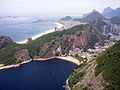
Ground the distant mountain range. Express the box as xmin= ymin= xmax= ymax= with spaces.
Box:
xmin=102 ymin=7 xmax=120 ymax=17
xmin=80 ymin=10 xmax=105 ymax=22
xmin=60 ymin=7 xmax=120 ymax=25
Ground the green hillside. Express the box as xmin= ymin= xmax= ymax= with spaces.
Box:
xmin=68 ymin=41 xmax=120 ymax=90
xmin=95 ymin=41 xmax=120 ymax=90
xmin=0 ymin=43 xmax=26 ymax=65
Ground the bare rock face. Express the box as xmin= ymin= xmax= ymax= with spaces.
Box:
xmin=41 ymin=41 xmax=55 ymax=58
xmin=0 ymin=36 xmax=13 ymax=49
xmin=73 ymin=26 xmax=95 ymax=49
xmin=15 ymin=49 xmax=31 ymax=61
xmin=39 ymin=26 xmax=96 ymax=58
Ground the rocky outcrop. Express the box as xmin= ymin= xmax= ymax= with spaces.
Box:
xmin=40 ymin=41 xmax=56 ymax=58
xmin=0 ymin=35 xmax=13 ymax=49
xmin=73 ymin=26 xmax=95 ymax=49
xmin=14 ymin=49 xmax=31 ymax=61
xmin=39 ymin=26 xmax=98 ymax=58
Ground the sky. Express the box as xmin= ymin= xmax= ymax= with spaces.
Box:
xmin=0 ymin=0 xmax=120 ymax=16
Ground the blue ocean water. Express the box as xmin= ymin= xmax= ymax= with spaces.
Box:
xmin=0 ymin=17 xmax=56 ymax=42
xmin=0 ymin=59 xmax=76 ymax=90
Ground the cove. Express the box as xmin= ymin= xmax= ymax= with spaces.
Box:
xmin=0 ymin=58 xmax=76 ymax=90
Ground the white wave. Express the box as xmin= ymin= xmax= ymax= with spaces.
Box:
xmin=16 ymin=22 xmax=63 ymax=44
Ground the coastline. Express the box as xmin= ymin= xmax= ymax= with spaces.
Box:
xmin=16 ymin=22 xmax=63 ymax=44
xmin=0 ymin=56 xmax=79 ymax=89
xmin=34 ymin=56 xmax=80 ymax=65
xmin=0 ymin=56 xmax=80 ymax=70
xmin=65 ymin=79 xmax=70 ymax=90
xmin=57 ymin=56 xmax=80 ymax=65
xmin=0 ymin=59 xmax=32 ymax=70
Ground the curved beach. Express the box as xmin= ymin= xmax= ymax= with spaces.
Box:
xmin=57 ymin=56 xmax=80 ymax=65
xmin=34 ymin=56 xmax=80 ymax=66
xmin=16 ymin=22 xmax=63 ymax=44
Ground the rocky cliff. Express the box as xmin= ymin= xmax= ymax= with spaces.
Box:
xmin=15 ymin=49 xmax=31 ymax=62
xmin=73 ymin=26 xmax=95 ymax=49
xmin=39 ymin=25 xmax=103 ymax=58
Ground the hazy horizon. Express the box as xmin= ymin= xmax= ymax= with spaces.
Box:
xmin=0 ymin=0 xmax=120 ymax=17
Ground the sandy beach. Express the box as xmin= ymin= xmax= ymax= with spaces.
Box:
xmin=17 ymin=22 xmax=63 ymax=44
xmin=57 ymin=56 xmax=80 ymax=65
xmin=34 ymin=56 xmax=80 ymax=65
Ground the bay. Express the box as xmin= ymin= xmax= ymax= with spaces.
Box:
xmin=0 ymin=58 xmax=76 ymax=90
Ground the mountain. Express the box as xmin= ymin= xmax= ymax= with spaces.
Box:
xmin=110 ymin=16 xmax=120 ymax=25
xmin=68 ymin=41 xmax=120 ymax=90
xmin=116 ymin=8 xmax=120 ymax=16
xmin=60 ymin=16 xmax=72 ymax=21
xmin=80 ymin=10 xmax=105 ymax=23
xmin=37 ymin=25 xmax=104 ymax=58
xmin=90 ymin=18 xmax=108 ymax=33
xmin=102 ymin=7 xmax=115 ymax=17
xmin=102 ymin=7 xmax=120 ymax=17
xmin=82 ymin=9 xmax=96 ymax=18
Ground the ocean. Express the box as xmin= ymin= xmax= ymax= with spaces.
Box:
xmin=0 ymin=16 xmax=56 ymax=42
xmin=0 ymin=59 xmax=76 ymax=90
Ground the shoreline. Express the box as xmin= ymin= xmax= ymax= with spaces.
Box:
xmin=0 ymin=56 xmax=80 ymax=70
xmin=0 ymin=59 xmax=32 ymax=70
xmin=34 ymin=56 xmax=80 ymax=65
xmin=16 ymin=22 xmax=63 ymax=44
xmin=0 ymin=56 xmax=79 ymax=89
xmin=65 ymin=79 xmax=70 ymax=90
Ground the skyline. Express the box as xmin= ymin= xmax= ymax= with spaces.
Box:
xmin=0 ymin=0 xmax=120 ymax=16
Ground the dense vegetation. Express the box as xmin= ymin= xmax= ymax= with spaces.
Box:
xmin=95 ymin=41 xmax=120 ymax=90
xmin=68 ymin=63 xmax=86 ymax=90
xmin=0 ymin=43 xmax=26 ymax=65
xmin=68 ymin=42 xmax=120 ymax=90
